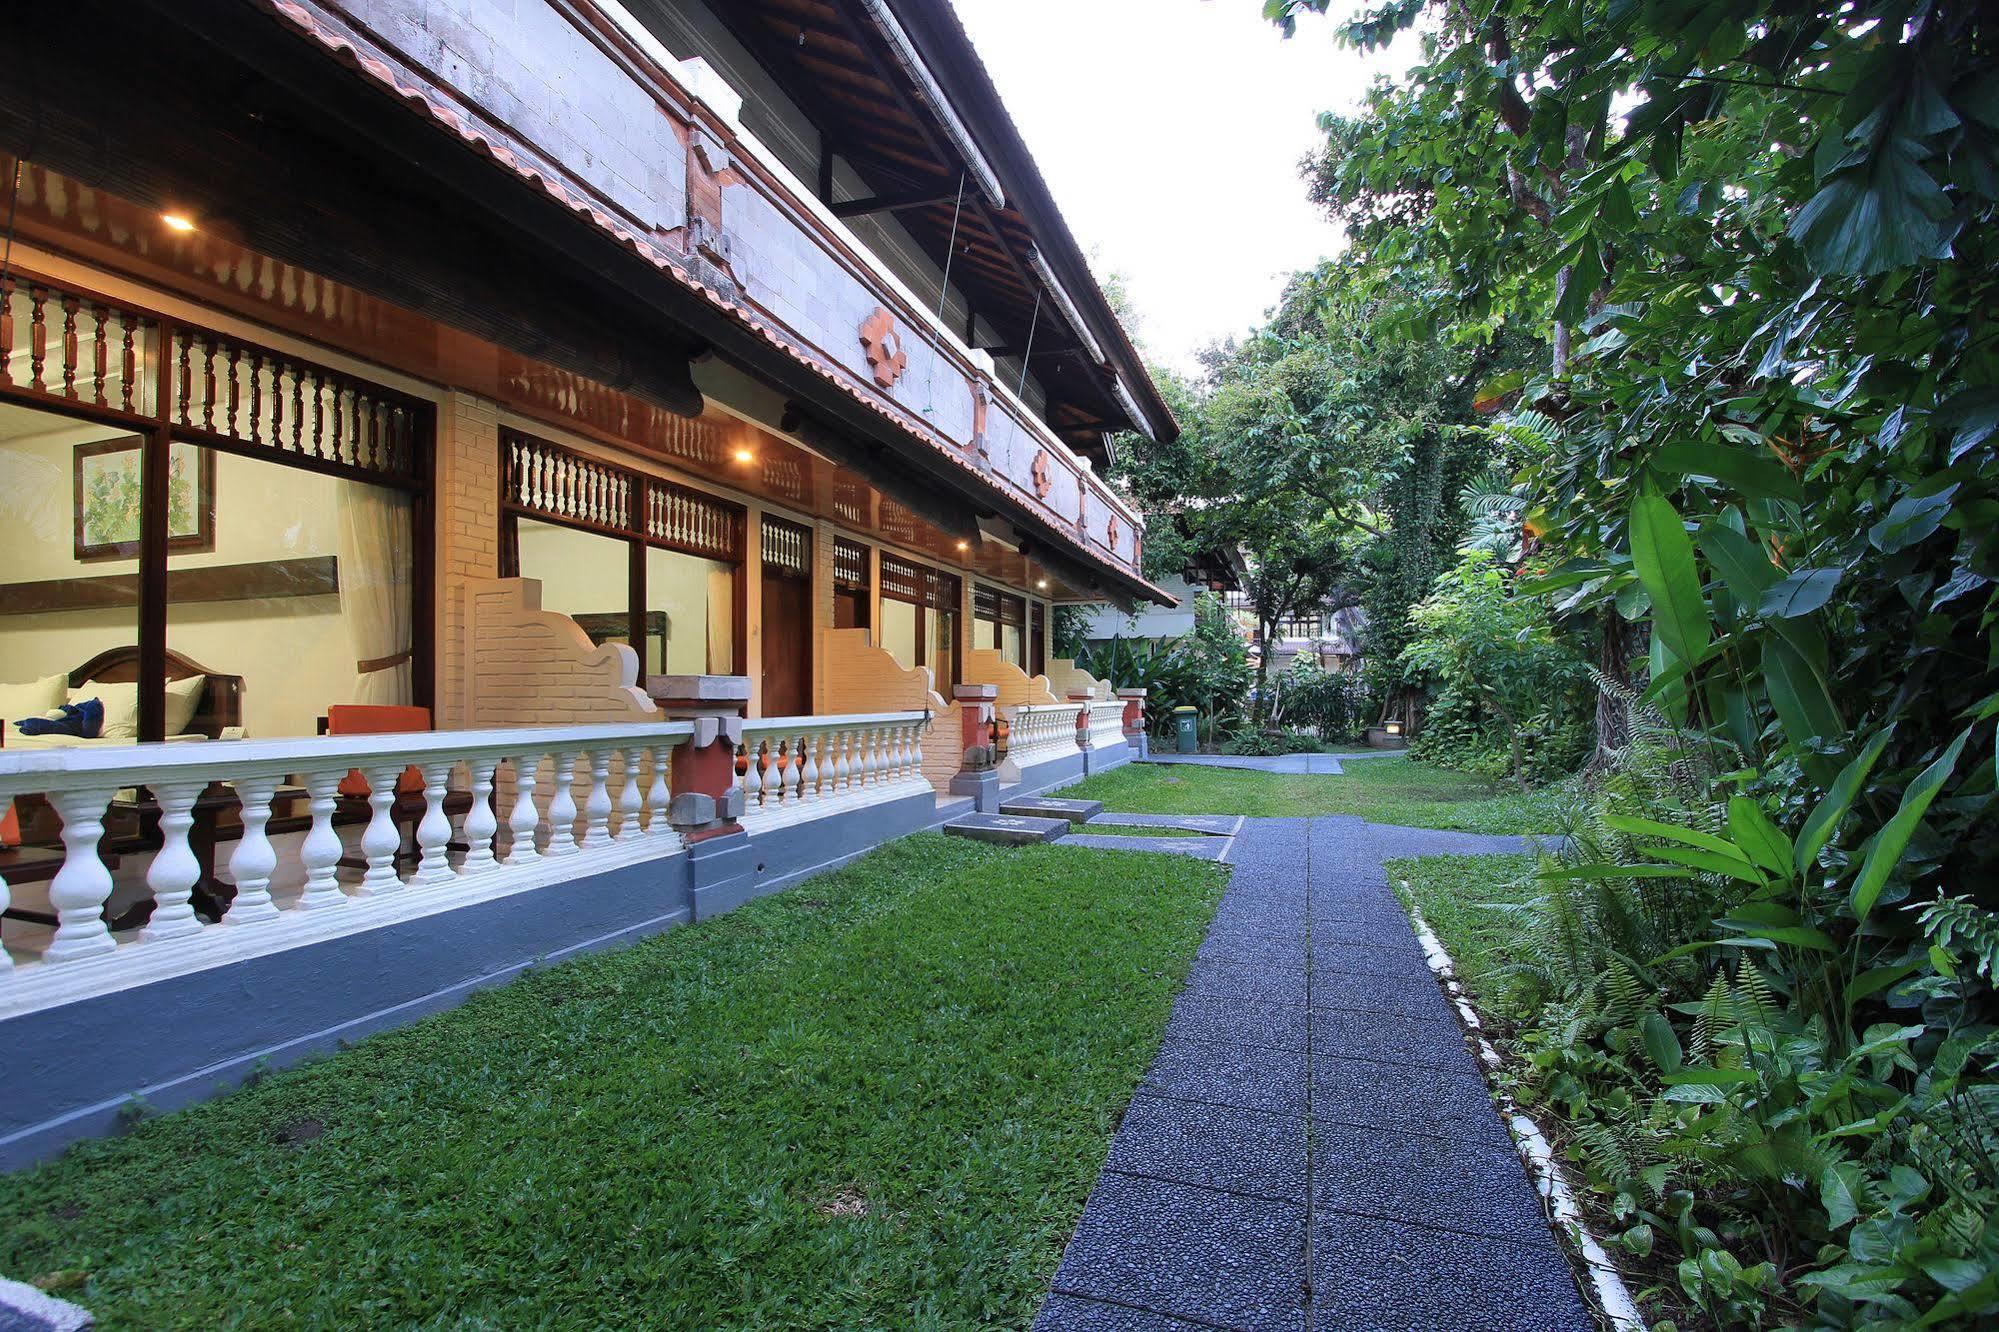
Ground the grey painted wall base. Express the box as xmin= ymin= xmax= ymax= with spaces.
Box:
xmin=950 ymin=768 xmax=1001 ymax=812
xmin=1008 ymin=750 xmax=1086 ymax=797
xmin=1 ymin=787 xmax=954 ymax=1174
xmin=0 ymin=853 xmax=693 ymax=1172
xmin=1081 ymin=744 xmax=1133 ymax=778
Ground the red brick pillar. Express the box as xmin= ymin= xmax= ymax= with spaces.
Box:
xmin=648 ymin=674 xmax=751 ymax=842
xmin=1118 ymin=687 xmax=1149 ymax=758
xmin=951 ymin=683 xmax=1001 ymax=812
xmin=1068 ymin=690 xmax=1095 ymax=750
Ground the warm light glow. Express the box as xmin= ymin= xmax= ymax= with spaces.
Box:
xmin=956 ymin=539 xmax=970 ymax=550
xmin=161 ymin=212 xmax=197 ymax=234
xmin=1036 ymin=579 xmax=1049 ymax=590
xmin=733 ymin=448 xmax=755 ymax=464
xmin=1385 ymin=720 xmax=1404 ymax=735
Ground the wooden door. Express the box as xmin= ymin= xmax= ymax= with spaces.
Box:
xmin=760 ymin=570 xmax=811 ymax=717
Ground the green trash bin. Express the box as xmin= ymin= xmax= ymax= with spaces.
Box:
xmin=1173 ymin=706 xmax=1200 ymax=754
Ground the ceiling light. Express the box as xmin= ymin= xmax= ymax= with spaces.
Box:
xmin=1036 ymin=579 xmax=1048 ymax=590
xmin=161 ymin=212 xmax=197 ymax=233
xmin=733 ymin=448 xmax=754 ymax=464
xmin=956 ymin=539 xmax=970 ymax=551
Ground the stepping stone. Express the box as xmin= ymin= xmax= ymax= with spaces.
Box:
xmin=1086 ymin=812 xmax=1238 ymax=835
xmin=1000 ymin=795 xmax=1103 ymax=822
xmin=944 ymin=812 xmax=1069 ymax=845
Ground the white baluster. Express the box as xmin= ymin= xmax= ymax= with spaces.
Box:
xmin=45 ymin=784 xmax=120 ymax=961
xmin=786 ymin=736 xmax=805 ymax=804
xmin=546 ymin=750 xmax=580 ymax=855
xmin=504 ymin=755 xmax=540 ymax=865
xmin=142 ymin=780 xmax=209 ymax=938
xmin=581 ymin=748 xmax=612 ymax=849
xmin=0 ymin=801 xmax=11 ymax=970
xmin=359 ymin=763 xmax=407 ymax=894
xmin=225 ymin=774 xmax=282 ymax=922
xmin=801 ymin=733 xmax=821 ymax=801
xmin=744 ymin=741 xmax=764 ymax=809
xmin=863 ymin=727 xmax=881 ymax=787
xmin=462 ymin=758 xmax=500 ymax=874
xmin=911 ymin=721 xmax=925 ymax=775
xmin=617 ymin=748 xmax=643 ymax=838
xmin=412 ymin=761 xmax=456 ymax=886
xmin=290 ymin=768 xmax=348 ymax=912
xmin=830 ymin=732 xmax=848 ymax=792
xmin=648 ymin=743 xmax=672 ymax=834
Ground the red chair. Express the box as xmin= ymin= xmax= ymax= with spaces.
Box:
xmin=326 ymin=705 xmax=431 ymax=797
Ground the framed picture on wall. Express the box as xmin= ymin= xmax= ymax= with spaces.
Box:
xmin=73 ymin=437 xmax=216 ymax=562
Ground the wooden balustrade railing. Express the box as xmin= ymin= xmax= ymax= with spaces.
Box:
xmin=736 ymin=712 xmax=931 ymax=829
xmin=0 ymin=721 xmax=692 ymax=988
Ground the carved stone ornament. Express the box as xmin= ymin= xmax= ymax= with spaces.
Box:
xmin=859 ymin=306 xmax=908 ymax=388
xmin=1107 ymin=516 xmax=1120 ymax=551
xmin=1032 ymin=449 xmax=1052 ymax=497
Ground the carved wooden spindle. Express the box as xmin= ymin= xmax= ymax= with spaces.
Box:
xmin=119 ymin=309 xmax=137 ymax=412
xmin=617 ymin=747 xmax=643 ymax=838
xmin=545 ymin=750 xmax=580 ymax=856
xmin=412 ymin=762 xmax=456 ymax=886
xmin=225 ymin=345 xmax=241 ymax=436
xmin=581 ymin=750 xmax=613 ymax=850
xmin=358 ymin=764 xmax=407 ymax=893
xmin=142 ymin=780 xmax=208 ymax=939
xmin=28 ymin=284 xmax=48 ymax=392
xmin=503 ymin=755 xmax=541 ymax=865
xmin=0 ymin=273 xmax=13 ymax=386
xmin=59 ymin=293 xmax=79 ymax=398
xmin=225 ymin=775 xmax=282 ymax=923
xmin=90 ymin=303 xmax=108 ymax=406
xmin=175 ymin=330 xmax=192 ymax=425
xmin=648 ymin=742 xmax=673 ymax=833
xmin=462 ymin=758 xmax=500 ymax=873
xmin=330 ymin=385 xmax=345 ymax=467
xmin=295 ymin=767 xmax=349 ymax=911
xmin=44 ymin=785 xmax=120 ymax=961
xmin=200 ymin=334 xmax=218 ymax=431
xmin=290 ymin=362 xmax=305 ymax=453
xmin=311 ymin=371 xmax=326 ymax=458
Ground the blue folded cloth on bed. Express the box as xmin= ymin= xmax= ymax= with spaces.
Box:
xmin=15 ymin=698 xmax=104 ymax=738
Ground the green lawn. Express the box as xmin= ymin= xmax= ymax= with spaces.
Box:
xmin=1070 ymin=758 xmax=1567 ymax=835
xmin=0 ymin=834 xmax=1226 ymax=1330
xmin=1387 ymin=853 xmax=1543 ymax=1023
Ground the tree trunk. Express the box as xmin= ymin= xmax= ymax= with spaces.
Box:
xmin=1590 ymin=613 xmax=1636 ymax=775
xmin=1255 ymin=617 xmax=1276 ymax=725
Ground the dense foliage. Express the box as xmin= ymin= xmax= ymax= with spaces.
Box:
xmin=1268 ymin=0 xmax=1999 ymax=1323
xmin=1076 ymin=592 xmax=1254 ymax=745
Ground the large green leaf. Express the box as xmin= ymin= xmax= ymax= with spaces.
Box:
xmin=1603 ymin=813 xmax=1751 ymax=862
xmin=1759 ymin=568 xmax=1843 ymax=618
xmin=1788 ymin=134 xmax=1952 ymax=277
xmin=1728 ymin=797 xmax=1794 ymax=877
xmin=1628 ymin=491 xmax=1711 ymax=667
xmin=1796 ymin=729 xmax=1895 ymax=872
xmin=1697 ymin=521 xmax=1781 ymax=608
xmin=1654 ymin=439 xmax=1801 ymax=501
xmin=1851 ymin=728 xmax=1974 ymax=924
xmin=1764 ymin=634 xmax=1846 ymax=764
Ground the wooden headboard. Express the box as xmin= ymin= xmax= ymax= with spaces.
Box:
xmin=67 ymin=647 xmax=244 ymax=738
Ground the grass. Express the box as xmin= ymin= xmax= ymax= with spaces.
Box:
xmin=0 ymin=834 xmax=1227 ymax=1330
xmin=1069 ymin=758 xmax=1567 ymax=835
xmin=1076 ymin=822 xmax=1218 ymax=838
xmin=1386 ymin=853 xmax=1544 ymax=1023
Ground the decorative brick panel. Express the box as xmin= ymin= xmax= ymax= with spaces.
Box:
xmin=458 ymin=577 xmax=657 ymax=726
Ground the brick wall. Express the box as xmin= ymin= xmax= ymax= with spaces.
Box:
xmin=459 ymin=578 xmax=657 ymax=726
xmin=435 ymin=392 xmax=502 ymax=729
xmin=817 ymin=628 xmax=953 ymax=793
xmin=961 ymin=648 xmax=1059 ymax=710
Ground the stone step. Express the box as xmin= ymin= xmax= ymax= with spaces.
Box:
xmin=943 ymin=812 xmax=1071 ymax=845
xmin=998 ymin=795 xmax=1104 ymax=823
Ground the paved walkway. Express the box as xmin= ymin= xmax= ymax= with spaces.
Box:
xmin=1036 ymin=816 xmax=1590 ymax=1331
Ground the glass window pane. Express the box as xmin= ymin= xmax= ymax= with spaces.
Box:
xmin=515 ymin=514 xmax=631 ymax=652
xmin=647 ymin=545 xmax=735 ymax=675
xmin=0 ymin=404 xmax=141 ymax=743
xmin=1001 ymin=623 xmax=1024 ymax=668
xmin=932 ymin=609 xmax=957 ymax=690
xmin=881 ymin=598 xmax=919 ymax=671
xmin=167 ymin=446 xmax=413 ymax=739
xmin=972 ymin=617 xmax=995 ymax=651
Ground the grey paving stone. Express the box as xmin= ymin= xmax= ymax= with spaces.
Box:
xmin=1313 ymin=1053 xmax=1513 ymax=1148
xmin=1143 ymin=1037 xmax=1307 ymax=1115
xmin=1198 ymin=917 xmax=1304 ymax=953
xmin=1049 ymin=1172 xmax=1306 ymax=1331
xmin=1002 ymin=795 xmax=1104 ymax=822
xmin=1309 ymin=1211 xmax=1590 ymax=1331
xmin=1196 ymin=931 xmax=1307 ymax=969
xmin=1309 ymin=940 xmax=1435 ymax=984
xmin=1310 ymin=968 xmax=1456 ymax=1023
xmin=1312 ymin=1120 xmax=1551 ymax=1241
xmin=1107 ymin=1092 xmax=1307 ymax=1203
xmin=1167 ymin=993 xmax=1308 ymax=1052
xmin=942 ymin=812 xmax=1069 ymax=844
xmin=1309 ymin=916 xmax=1420 ymax=949
xmin=1207 ymin=898 xmax=1306 ymax=935
xmin=1065 ymin=834 xmax=1233 ymax=860
xmin=1033 ymin=1294 xmax=1219 ymax=1331
xmin=1088 ymin=812 xmax=1240 ymax=835
xmin=1311 ymin=1007 xmax=1473 ymax=1073
xmin=1182 ymin=958 xmax=1309 ymax=1007
xmin=1366 ymin=823 xmax=1564 ymax=861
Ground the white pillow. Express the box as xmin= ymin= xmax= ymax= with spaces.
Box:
xmin=0 ymin=673 xmax=69 ymax=731
xmin=70 ymin=675 xmax=207 ymax=740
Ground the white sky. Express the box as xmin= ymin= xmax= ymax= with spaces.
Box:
xmin=952 ymin=0 xmax=1413 ymax=377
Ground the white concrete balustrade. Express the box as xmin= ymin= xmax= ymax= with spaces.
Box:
xmin=0 ymin=721 xmax=693 ymax=1012
xmin=1085 ymin=700 xmax=1127 ymax=751
xmin=1004 ymin=701 xmax=1082 ymax=780
xmin=736 ymin=711 xmax=932 ymax=831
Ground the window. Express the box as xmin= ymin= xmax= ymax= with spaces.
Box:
xmin=974 ymin=584 xmax=1026 ymax=669
xmin=0 ymin=271 xmax=432 ymax=742
xmin=501 ymin=429 xmax=743 ymax=677
xmin=880 ymin=553 xmax=959 ymax=689
xmin=833 ymin=536 xmax=870 ymax=631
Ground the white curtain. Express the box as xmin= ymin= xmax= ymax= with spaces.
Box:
xmin=706 ymin=566 xmax=734 ymax=673
xmin=337 ymin=480 xmax=414 ymax=706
